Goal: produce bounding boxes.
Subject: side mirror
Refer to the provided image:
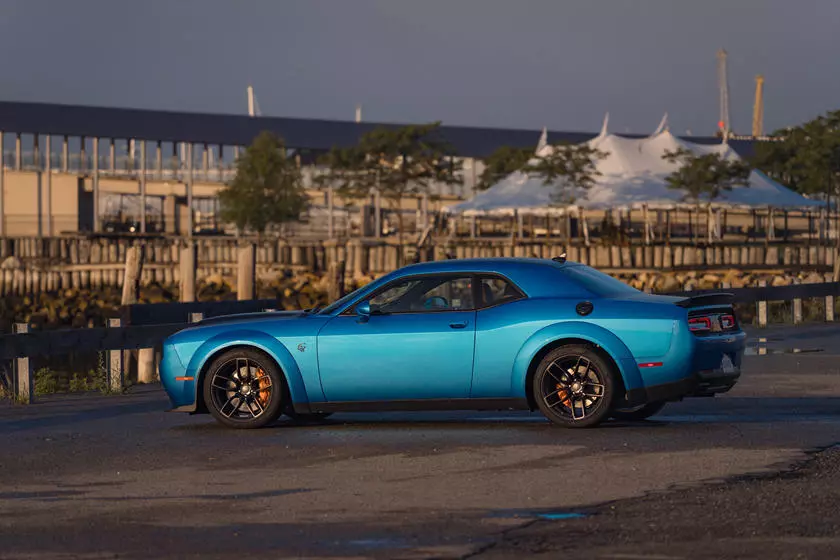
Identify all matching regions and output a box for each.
[357,301,371,316]
[356,301,371,322]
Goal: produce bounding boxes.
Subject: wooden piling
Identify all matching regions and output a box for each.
[14,323,32,403]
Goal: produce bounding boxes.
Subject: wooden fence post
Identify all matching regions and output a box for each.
[122,246,148,383]
[826,273,836,322]
[327,260,346,302]
[757,280,768,327]
[792,278,803,325]
[13,323,32,403]
[237,243,256,301]
[180,242,196,303]
[108,318,123,392]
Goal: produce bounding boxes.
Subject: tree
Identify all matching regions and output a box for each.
[317,122,462,244]
[662,148,751,205]
[525,143,607,204]
[662,147,751,243]
[218,131,308,235]
[476,146,533,191]
[753,111,840,203]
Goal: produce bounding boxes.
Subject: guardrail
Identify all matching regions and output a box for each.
[3,280,839,404]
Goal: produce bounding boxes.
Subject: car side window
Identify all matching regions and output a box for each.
[365,276,474,314]
[478,276,525,308]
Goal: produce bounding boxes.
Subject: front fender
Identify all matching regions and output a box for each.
[186,329,312,407]
[511,321,644,396]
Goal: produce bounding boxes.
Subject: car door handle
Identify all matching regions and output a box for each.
[449,321,469,329]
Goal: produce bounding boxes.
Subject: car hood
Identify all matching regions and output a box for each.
[194,310,306,327]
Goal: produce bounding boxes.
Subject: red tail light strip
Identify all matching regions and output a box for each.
[688,317,712,331]
[638,362,663,368]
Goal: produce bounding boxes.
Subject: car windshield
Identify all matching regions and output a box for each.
[561,265,639,296]
[318,284,369,315]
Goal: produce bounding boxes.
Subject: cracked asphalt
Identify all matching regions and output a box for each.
[1,323,839,559]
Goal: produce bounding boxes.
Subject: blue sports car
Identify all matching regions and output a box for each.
[160,257,745,429]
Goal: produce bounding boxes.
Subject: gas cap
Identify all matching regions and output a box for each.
[576,301,594,316]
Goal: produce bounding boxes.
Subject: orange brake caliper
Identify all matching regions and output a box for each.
[556,384,572,408]
[257,368,271,405]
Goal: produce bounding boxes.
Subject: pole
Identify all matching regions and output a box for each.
[93,137,100,232]
[45,135,52,236]
[140,140,147,233]
[0,131,4,237]
[14,133,21,170]
[327,186,335,238]
[156,141,162,178]
[186,143,193,237]
[62,136,68,172]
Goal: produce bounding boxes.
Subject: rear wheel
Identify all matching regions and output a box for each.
[611,401,667,421]
[203,348,284,429]
[533,345,615,428]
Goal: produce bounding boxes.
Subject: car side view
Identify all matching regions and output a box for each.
[160,257,746,429]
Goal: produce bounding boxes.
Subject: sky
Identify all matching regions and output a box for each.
[0,0,838,137]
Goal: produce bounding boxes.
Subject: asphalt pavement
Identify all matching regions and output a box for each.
[1,324,839,559]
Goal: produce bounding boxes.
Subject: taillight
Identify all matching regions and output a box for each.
[720,314,736,329]
[688,316,712,332]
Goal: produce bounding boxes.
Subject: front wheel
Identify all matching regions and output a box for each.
[611,401,667,421]
[533,345,615,428]
[203,348,284,429]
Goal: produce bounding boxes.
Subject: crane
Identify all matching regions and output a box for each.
[752,74,764,137]
[716,49,731,137]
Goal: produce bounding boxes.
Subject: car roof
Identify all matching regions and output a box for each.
[396,257,574,276]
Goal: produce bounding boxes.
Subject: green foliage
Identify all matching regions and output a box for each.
[753,111,840,198]
[317,122,463,220]
[34,367,60,396]
[524,143,607,204]
[476,146,533,191]
[662,148,751,206]
[219,131,308,234]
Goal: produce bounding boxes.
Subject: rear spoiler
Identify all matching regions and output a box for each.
[674,292,735,308]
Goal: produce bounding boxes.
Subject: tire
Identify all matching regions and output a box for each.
[611,401,667,421]
[533,344,615,428]
[202,348,285,429]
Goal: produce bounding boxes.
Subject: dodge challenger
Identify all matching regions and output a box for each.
[160,257,745,428]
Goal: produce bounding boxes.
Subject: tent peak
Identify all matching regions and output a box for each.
[651,113,669,136]
[535,126,548,154]
[597,112,610,138]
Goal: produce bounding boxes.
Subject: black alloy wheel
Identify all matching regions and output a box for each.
[203,348,284,429]
[533,345,615,428]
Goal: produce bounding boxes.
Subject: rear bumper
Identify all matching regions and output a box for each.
[624,364,741,406]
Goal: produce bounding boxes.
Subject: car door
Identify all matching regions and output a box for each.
[316,274,477,402]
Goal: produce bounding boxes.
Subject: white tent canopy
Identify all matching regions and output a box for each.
[447,117,823,216]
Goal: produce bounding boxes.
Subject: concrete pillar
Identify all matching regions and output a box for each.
[0,131,4,236]
[792,279,803,325]
[62,135,69,172]
[164,195,177,234]
[156,141,162,177]
[825,273,835,322]
[92,137,100,232]
[202,143,209,174]
[186,143,193,236]
[109,139,116,172]
[45,135,52,236]
[140,141,146,234]
[14,133,21,170]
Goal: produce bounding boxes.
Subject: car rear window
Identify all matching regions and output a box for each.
[560,265,639,297]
